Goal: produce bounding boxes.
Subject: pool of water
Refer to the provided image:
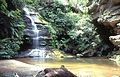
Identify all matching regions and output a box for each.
[16,57,120,77]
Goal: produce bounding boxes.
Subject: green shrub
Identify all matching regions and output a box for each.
[0,0,25,58]
[34,0,102,54]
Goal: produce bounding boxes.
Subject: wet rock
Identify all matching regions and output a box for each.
[36,65,77,77]
[109,35,120,46]
[20,7,51,58]
[80,49,97,57]
[0,72,19,77]
[76,54,82,58]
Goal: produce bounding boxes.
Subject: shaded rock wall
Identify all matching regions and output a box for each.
[88,0,120,34]
[88,0,120,49]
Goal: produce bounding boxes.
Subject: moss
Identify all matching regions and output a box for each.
[51,49,65,59]
[50,49,76,59]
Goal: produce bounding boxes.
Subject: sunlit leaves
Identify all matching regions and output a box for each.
[0,0,7,12]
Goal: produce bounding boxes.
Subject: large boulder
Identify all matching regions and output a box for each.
[36,65,77,77]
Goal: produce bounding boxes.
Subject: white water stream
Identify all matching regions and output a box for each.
[23,7,46,58]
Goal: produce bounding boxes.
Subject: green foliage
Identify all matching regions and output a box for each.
[0,0,25,58]
[12,0,25,10]
[0,0,7,12]
[0,38,19,58]
[38,1,74,48]
[8,9,25,39]
[24,0,36,5]
[110,54,120,66]
[34,0,101,54]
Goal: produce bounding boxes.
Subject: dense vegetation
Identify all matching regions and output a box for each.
[0,0,25,58]
[0,0,119,60]
[33,0,103,56]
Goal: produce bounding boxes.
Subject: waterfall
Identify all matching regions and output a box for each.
[23,7,46,58]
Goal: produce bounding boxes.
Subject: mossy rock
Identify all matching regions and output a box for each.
[51,49,65,59]
[49,49,76,59]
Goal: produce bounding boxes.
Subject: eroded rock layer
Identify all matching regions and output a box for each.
[88,0,120,48]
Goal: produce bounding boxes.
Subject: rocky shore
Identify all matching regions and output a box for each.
[0,59,77,77]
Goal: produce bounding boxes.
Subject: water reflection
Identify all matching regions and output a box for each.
[16,58,120,77]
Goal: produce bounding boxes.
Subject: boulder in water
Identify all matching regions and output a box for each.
[35,65,77,77]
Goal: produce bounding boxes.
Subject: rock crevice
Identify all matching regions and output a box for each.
[88,0,120,50]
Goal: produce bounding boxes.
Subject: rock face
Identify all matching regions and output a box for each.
[109,35,120,47]
[88,0,120,49]
[88,0,120,29]
[19,7,51,57]
[36,65,77,77]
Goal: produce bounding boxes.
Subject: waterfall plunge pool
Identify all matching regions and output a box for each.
[5,58,120,77]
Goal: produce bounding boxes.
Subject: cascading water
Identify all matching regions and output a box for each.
[23,7,46,58]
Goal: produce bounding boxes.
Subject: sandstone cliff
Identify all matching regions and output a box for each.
[88,0,120,48]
